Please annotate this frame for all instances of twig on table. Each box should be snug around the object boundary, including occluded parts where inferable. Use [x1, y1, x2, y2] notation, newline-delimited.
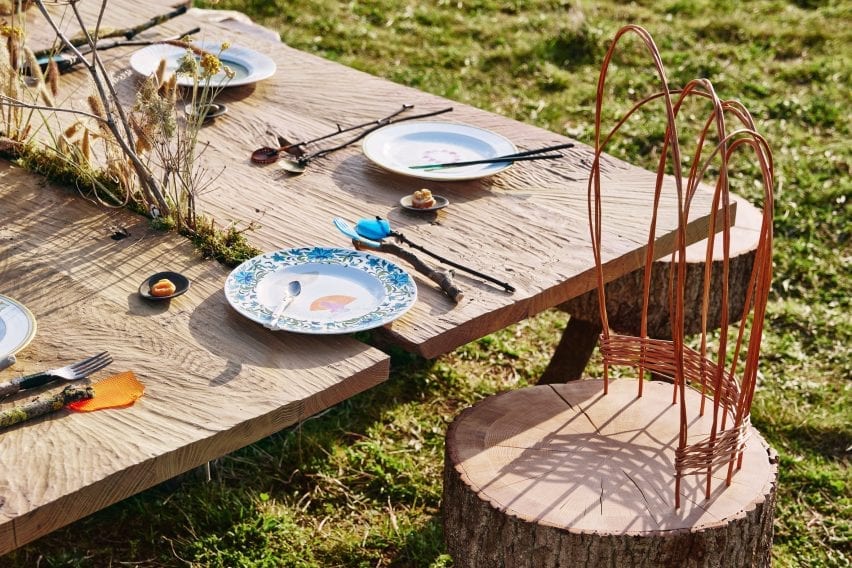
[352, 240, 464, 303]
[33, 5, 189, 57]
[0, 385, 94, 429]
[391, 231, 515, 293]
[298, 106, 454, 166]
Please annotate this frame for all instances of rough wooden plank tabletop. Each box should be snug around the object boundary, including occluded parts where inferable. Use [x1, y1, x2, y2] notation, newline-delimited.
[0, 163, 389, 553]
[23, 7, 729, 359]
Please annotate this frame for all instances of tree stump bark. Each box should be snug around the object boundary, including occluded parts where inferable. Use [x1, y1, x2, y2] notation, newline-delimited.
[443, 380, 778, 567]
[540, 194, 763, 383]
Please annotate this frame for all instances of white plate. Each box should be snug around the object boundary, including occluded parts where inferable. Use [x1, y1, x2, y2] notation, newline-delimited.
[130, 41, 276, 88]
[0, 294, 36, 358]
[224, 247, 417, 334]
[362, 121, 518, 181]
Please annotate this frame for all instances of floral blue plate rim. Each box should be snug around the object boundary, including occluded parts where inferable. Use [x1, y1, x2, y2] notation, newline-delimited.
[224, 246, 417, 334]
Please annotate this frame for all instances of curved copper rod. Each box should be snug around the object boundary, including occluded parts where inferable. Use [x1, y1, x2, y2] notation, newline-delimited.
[587, 24, 774, 508]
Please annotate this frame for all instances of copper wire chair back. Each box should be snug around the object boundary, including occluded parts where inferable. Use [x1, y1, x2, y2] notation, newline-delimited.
[588, 25, 775, 507]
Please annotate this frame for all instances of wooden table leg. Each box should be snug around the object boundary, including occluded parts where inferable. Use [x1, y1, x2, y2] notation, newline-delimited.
[538, 317, 602, 384]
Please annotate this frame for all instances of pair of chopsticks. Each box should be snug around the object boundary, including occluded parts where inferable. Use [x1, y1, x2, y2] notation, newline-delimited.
[409, 142, 574, 171]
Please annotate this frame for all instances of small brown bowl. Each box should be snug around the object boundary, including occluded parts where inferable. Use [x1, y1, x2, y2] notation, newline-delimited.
[139, 271, 190, 301]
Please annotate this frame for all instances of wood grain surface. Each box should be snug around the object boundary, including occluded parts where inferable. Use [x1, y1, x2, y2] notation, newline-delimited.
[31, 8, 732, 358]
[2, 3, 737, 555]
[443, 380, 778, 566]
[0, 162, 389, 554]
[19, 0, 191, 53]
[446, 380, 775, 534]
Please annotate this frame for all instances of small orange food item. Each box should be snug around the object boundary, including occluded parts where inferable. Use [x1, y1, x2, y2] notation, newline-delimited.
[412, 189, 436, 209]
[150, 278, 177, 297]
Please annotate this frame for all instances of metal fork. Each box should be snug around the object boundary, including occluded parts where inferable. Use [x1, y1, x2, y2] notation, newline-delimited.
[0, 352, 112, 398]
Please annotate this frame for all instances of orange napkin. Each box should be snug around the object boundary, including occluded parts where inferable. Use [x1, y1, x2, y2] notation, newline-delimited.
[67, 371, 144, 412]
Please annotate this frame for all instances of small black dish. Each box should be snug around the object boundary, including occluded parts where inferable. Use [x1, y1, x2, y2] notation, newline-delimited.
[139, 271, 190, 301]
[184, 102, 228, 122]
[399, 194, 449, 212]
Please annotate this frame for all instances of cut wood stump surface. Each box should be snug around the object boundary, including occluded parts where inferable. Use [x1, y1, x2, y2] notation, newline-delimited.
[443, 380, 778, 567]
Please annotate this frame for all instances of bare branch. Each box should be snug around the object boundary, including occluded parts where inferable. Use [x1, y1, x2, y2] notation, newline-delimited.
[0, 94, 106, 122]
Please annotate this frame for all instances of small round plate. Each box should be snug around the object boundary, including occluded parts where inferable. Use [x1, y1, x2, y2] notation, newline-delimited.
[0, 294, 36, 358]
[184, 102, 228, 121]
[139, 271, 191, 301]
[399, 194, 449, 212]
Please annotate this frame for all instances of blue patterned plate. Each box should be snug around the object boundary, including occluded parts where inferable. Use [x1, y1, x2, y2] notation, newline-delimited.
[224, 247, 417, 334]
[0, 294, 36, 358]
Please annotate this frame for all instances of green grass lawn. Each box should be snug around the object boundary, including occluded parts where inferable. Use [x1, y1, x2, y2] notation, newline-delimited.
[4, 0, 850, 566]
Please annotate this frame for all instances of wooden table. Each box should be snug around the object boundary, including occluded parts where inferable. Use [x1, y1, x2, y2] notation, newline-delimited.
[0, 1, 730, 555]
[0, 163, 389, 554]
[34, 4, 728, 360]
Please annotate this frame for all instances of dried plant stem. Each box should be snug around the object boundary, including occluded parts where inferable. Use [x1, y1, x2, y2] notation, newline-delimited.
[0, 94, 104, 121]
[32, 0, 169, 215]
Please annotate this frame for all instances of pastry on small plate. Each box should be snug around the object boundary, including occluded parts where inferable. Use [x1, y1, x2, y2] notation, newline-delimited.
[400, 189, 449, 212]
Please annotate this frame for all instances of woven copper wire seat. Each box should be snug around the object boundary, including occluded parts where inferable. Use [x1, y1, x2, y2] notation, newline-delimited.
[540, 191, 764, 383]
[443, 25, 777, 567]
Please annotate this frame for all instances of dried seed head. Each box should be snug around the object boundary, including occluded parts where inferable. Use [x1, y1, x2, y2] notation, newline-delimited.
[63, 121, 80, 138]
[87, 94, 106, 119]
[155, 58, 167, 86]
[199, 52, 222, 78]
[46, 56, 60, 97]
[130, 116, 152, 153]
[81, 129, 91, 163]
[176, 51, 198, 76]
[7, 34, 19, 72]
[23, 47, 43, 85]
[166, 73, 177, 105]
[39, 84, 55, 107]
[6, 71, 18, 99]
[0, 25, 22, 40]
[135, 135, 151, 154]
[57, 134, 70, 154]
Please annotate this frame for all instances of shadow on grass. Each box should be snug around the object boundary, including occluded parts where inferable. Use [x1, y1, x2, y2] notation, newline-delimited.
[3, 350, 443, 567]
[394, 515, 450, 568]
[752, 415, 851, 462]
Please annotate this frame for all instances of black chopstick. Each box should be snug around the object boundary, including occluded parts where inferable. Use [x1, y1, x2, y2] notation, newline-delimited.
[410, 154, 563, 170]
[409, 142, 574, 170]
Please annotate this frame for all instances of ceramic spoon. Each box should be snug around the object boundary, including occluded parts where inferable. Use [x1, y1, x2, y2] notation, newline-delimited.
[268, 280, 302, 330]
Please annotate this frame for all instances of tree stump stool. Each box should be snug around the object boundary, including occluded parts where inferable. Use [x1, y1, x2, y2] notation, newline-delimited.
[443, 380, 778, 567]
[540, 194, 763, 383]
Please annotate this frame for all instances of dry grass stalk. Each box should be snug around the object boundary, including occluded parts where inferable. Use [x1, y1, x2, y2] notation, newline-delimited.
[45, 55, 59, 96]
[0, 1, 233, 238]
